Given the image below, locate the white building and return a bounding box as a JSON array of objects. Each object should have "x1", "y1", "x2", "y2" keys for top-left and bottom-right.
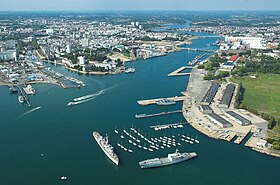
[
  {"x1": 225, "y1": 36, "x2": 266, "y2": 49},
  {"x1": 78, "y1": 56, "x2": 85, "y2": 65},
  {"x1": 46, "y1": 29, "x2": 54, "y2": 34},
  {"x1": 81, "y1": 38, "x2": 89, "y2": 47},
  {"x1": 66, "y1": 44, "x2": 72, "y2": 54},
  {"x1": 0, "y1": 50, "x2": 17, "y2": 61}
]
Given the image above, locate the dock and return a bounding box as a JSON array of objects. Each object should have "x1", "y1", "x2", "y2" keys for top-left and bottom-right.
[
  {"x1": 167, "y1": 66, "x2": 192, "y2": 77},
  {"x1": 188, "y1": 54, "x2": 206, "y2": 66},
  {"x1": 234, "y1": 130, "x2": 251, "y2": 144},
  {"x1": 135, "y1": 110, "x2": 183, "y2": 119},
  {"x1": 137, "y1": 96, "x2": 185, "y2": 106},
  {"x1": 23, "y1": 87, "x2": 34, "y2": 95}
]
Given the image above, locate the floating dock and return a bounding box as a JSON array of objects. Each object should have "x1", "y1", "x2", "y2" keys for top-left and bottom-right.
[
  {"x1": 150, "y1": 122, "x2": 188, "y2": 130},
  {"x1": 137, "y1": 96, "x2": 185, "y2": 106},
  {"x1": 167, "y1": 66, "x2": 192, "y2": 77},
  {"x1": 135, "y1": 110, "x2": 183, "y2": 119}
]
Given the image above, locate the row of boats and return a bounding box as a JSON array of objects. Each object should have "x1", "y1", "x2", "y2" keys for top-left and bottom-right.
[
  {"x1": 93, "y1": 131, "x2": 197, "y2": 168},
  {"x1": 115, "y1": 127, "x2": 199, "y2": 153},
  {"x1": 47, "y1": 67, "x2": 86, "y2": 86}
]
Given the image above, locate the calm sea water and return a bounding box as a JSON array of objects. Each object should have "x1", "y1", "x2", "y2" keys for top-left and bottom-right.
[{"x1": 0, "y1": 35, "x2": 279, "y2": 185}]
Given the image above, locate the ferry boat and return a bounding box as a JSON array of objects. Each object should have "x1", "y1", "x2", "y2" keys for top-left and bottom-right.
[
  {"x1": 155, "y1": 99, "x2": 176, "y2": 106},
  {"x1": 93, "y1": 131, "x2": 119, "y2": 166},
  {"x1": 139, "y1": 149, "x2": 197, "y2": 169}
]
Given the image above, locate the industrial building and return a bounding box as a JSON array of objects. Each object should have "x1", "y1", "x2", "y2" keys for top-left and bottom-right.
[
  {"x1": 225, "y1": 111, "x2": 251, "y2": 126},
  {"x1": 199, "y1": 105, "x2": 213, "y2": 114},
  {"x1": 219, "y1": 84, "x2": 235, "y2": 108},
  {"x1": 201, "y1": 83, "x2": 220, "y2": 105},
  {"x1": 207, "y1": 113, "x2": 233, "y2": 128},
  {"x1": 225, "y1": 36, "x2": 266, "y2": 49}
]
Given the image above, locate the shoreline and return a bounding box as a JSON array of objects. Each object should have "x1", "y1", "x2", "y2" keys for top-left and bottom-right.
[{"x1": 181, "y1": 66, "x2": 280, "y2": 158}]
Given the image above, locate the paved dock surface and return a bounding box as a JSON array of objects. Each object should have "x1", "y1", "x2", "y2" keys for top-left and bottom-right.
[{"x1": 167, "y1": 66, "x2": 192, "y2": 77}]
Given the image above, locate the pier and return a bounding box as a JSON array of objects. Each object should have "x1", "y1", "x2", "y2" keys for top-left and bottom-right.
[
  {"x1": 167, "y1": 66, "x2": 192, "y2": 77},
  {"x1": 135, "y1": 110, "x2": 183, "y2": 119},
  {"x1": 137, "y1": 96, "x2": 185, "y2": 106},
  {"x1": 17, "y1": 85, "x2": 31, "y2": 107}
]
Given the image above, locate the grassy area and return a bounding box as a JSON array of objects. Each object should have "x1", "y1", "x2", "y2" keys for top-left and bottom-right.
[
  {"x1": 231, "y1": 74, "x2": 280, "y2": 118},
  {"x1": 267, "y1": 124, "x2": 280, "y2": 139}
]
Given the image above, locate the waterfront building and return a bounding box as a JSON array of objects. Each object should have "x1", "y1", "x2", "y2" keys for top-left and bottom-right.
[
  {"x1": 207, "y1": 113, "x2": 232, "y2": 128},
  {"x1": 225, "y1": 36, "x2": 266, "y2": 49},
  {"x1": 225, "y1": 111, "x2": 251, "y2": 126}
]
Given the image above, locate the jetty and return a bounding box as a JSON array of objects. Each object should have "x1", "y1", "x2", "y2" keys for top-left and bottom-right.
[
  {"x1": 137, "y1": 96, "x2": 185, "y2": 106},
  {"x1": 135, "y1": 110, "x2": 182, "y2": 119},
  {"x1": 167, "y1": 66, "x2": 192, "y2": 77}
]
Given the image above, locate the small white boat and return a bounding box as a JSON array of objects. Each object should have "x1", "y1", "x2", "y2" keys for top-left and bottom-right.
[{"x1": 61, "y1": 176, "x2": 67, "y2": 180}]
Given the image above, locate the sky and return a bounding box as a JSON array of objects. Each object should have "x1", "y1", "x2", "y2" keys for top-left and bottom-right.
[{"x1": 0, "y1": 0, "x2": 280, "y2": 11}]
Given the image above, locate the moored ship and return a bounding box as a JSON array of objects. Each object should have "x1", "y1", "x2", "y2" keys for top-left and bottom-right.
[
  {"x1": 139, "y1": 149, "x2": 197, "y2": 169},
  {"x1": 93, "y1": 131, "x2": 119, "y2": 166},
  {"x1": 155, "y1": 99, "x2": 176, "y2": 106}
]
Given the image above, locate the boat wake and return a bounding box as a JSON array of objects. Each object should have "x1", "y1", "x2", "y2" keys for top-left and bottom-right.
[
  {"x1": 17, "y1": 106, "x2": 41, "y2": 118},
  {"x1": 68, "y1": 90, "x2": 106, "y2": 107},
  {"x1": 73, "y1": 90, "x2": 105, "y2": 102},
  {"x1": 68, "y1": 83, "x2": 121, "y2": 107}
]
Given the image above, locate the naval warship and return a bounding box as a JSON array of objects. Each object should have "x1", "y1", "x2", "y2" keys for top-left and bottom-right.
[
  {"x1": 93, "y1": 131, "x2": 119, "y2": 166},
  {"x1": 139, "y1": 149, "x2": 197, "y2": 169}
]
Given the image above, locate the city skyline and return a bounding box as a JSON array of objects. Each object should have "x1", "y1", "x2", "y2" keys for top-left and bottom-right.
[{"x1": 1, "y1": 0, "x2": 280, "y2": 11}]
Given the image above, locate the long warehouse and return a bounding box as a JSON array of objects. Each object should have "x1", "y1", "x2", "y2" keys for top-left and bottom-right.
[
  {"x1": 201, "y1": 83, "x2": 220, "y2": 105},
  {"x1": 219, "y1": 83, "x2": 236, "y2": 108},
  {"x1": 225, "y1": 111, "x2": 251, "y2": 126},
  {"x1": 207, "y1": 113, "x2": 233, "y2": 128}
]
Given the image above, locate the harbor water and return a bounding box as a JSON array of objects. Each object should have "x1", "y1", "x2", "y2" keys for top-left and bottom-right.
[{"x1": 0, "y1": 34, "x2": 279, "y2": 185}]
